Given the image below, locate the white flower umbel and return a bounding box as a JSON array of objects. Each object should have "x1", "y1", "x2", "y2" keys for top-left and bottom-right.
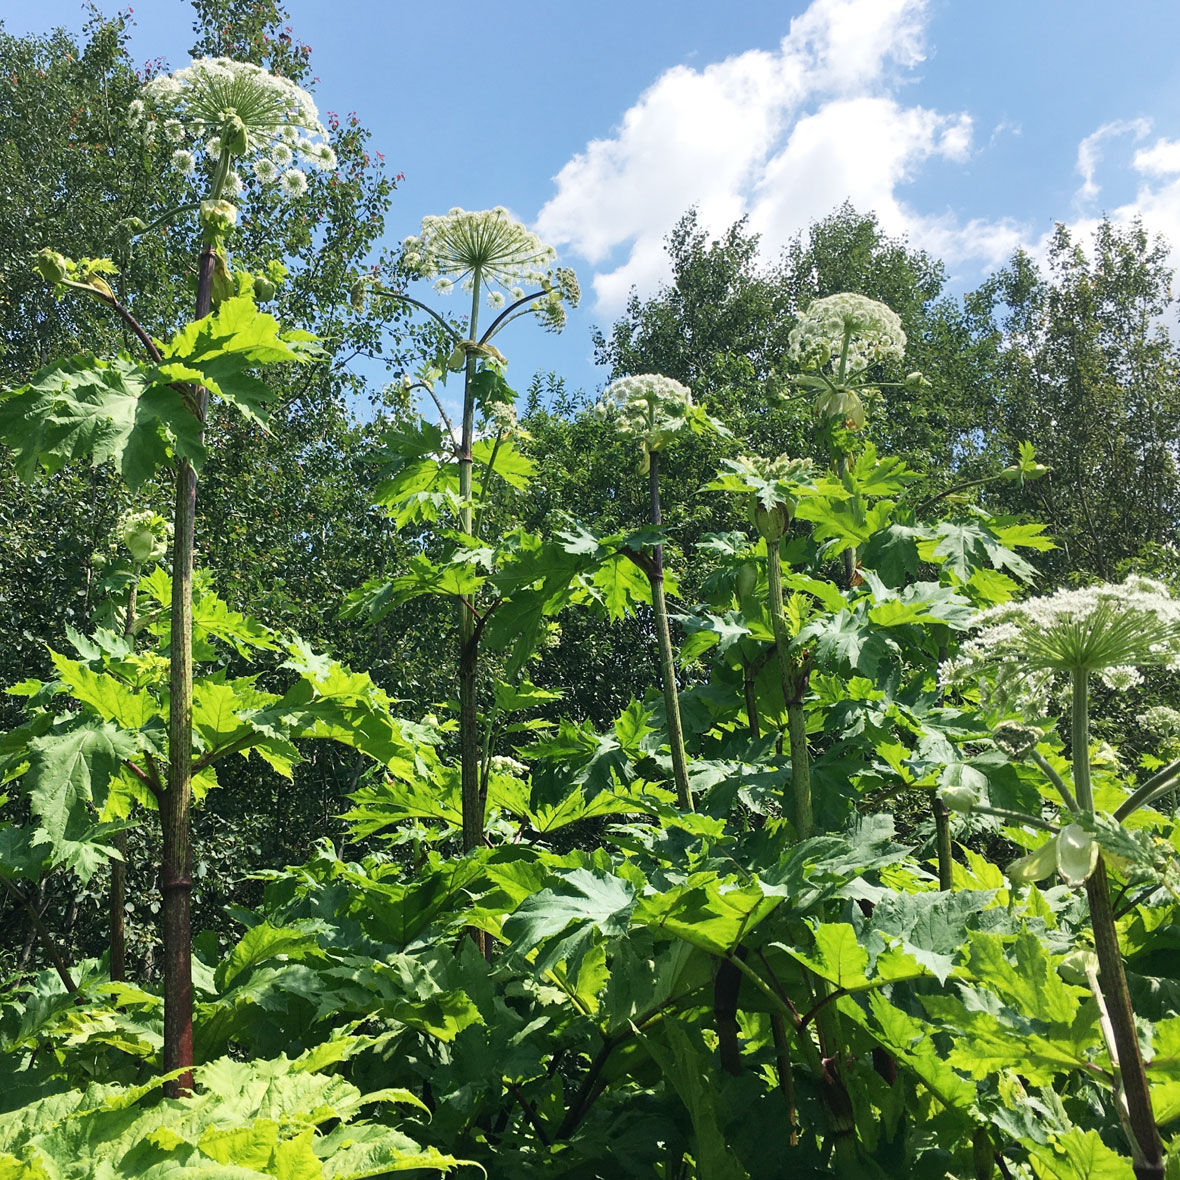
[
  {"x1": 137, "y1": 57, "x2": 335, "y2": 194},
  {"x1": 401, "y1": 207, "x2": 562, "y2": 300},
  {"x1": 955, "y1": 574, "x2": 1180, "y2": 816},
  {"x1": 961, "y1": 576, "x2": 1180, "y2": 680},
  {"x1": 788, "y1": 292, "x2": 906, "y2": 376},
  {"x1": 281, "y1": 168, "x2": 308, "y2": 197},
  {"x1": 600, "y1": 374, "x2": 694, "y2": 457}
]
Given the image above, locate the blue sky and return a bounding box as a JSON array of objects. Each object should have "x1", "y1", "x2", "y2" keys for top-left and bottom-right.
[{"x1": 6, "y1": 0, "x2": 1180, "y2": 401}]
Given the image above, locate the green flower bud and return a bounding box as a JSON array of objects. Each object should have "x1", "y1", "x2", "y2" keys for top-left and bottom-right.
[
  {"x1": 1058, "y1": 949, "x2": 1099, "y2": 985},
  {"x1": 220, "y1": 110, "x2": 249, "y2": 156},
  {"x1": 904, "y1": 371, "x2": 930, "y2": 390},
  {"x1": 34, "y1": 248, "x2": 70, "y2": 285},
  {"x1": 447, "y1": 345, "x2": 467, "y2": 372},
  {"x1": 735, "y1": 563, "x2": 758, "y2": 602},
  {"x1": 1055, "y1": 824, "x2": 1098, "y2": 887},
  {"x1": 814, "y1": 386, "x2": 866, "y2": 429},
  {"x1": 992, "y1": 721, "x2": 1042, "y2": 760},
  {"x1": 253, "y1": 276, "x2": 276, "y2": 302},
  {"x1": 1006, "y1": 838, "x2": 1058, "y2": 886},
  {"x1": 751, "y1": 500, "x2": 792, "y2": 543},
  {"x1": 938, "y1": 785, "x2": 977, "y2": 814},
  {"x1": 112, "y1": 217, "x2": 147, "y2": 251}
]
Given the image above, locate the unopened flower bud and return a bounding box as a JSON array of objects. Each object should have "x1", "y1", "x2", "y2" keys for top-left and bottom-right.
[
  {"x1": 1006, "y1": 839, "x2": 1058, "y2": 886},
  {"x1": 1055, "y1": 824, "x2": 1098, "y2": 887},
  {"x1": 34, "y1": 248, "x2": 70, "y2": 285},
  {"x1": 735, "y1": 563, "x2": 758, "y2": 601},
  {"x1": 220, "y1": 110, "x2": 250, "y2": 155},
  {"x1": 253, "y1": 276, "x2": 276, "y2": 302},
  {"x1": 752, "y1": 500, "x2": 793, "y2": 543},
  {"x1": 938, "y1": 785, "x2": 977, "y2": 814},
  {"x1": 993, "y1": 721, "x2": 1042, "y2": 760},
  {"x1": 1058, "y1": 949, "x2": 1099, "y2": 985}
]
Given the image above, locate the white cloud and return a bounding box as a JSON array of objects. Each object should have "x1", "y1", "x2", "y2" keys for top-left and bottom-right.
[
  {"x1": 537, "y1": 0, "x2": 1180, "y2": 314},
  {"x1": 536, "y1": 0, "x2": 987, "y2": 309},
  {"x1": 536, "y1": 0, "x2": 1032, "y2": 308},
  {"x1": 1134, "y1": 137, "x2": 1180, "y2": 177},
  {"x1": 1075, "y1": 118, "x2": 1151, "y2": 201}
]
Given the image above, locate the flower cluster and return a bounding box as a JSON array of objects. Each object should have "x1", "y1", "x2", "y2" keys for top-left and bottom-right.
[
  {"x1": 117, "y1": 508, "x2": 172, "y2": 566},
  {"x1": 487, "y1": 400, "x2": 518, "y2": 437},
  {"x1": 787, "y1": 293, "x2": 906, "y2": 375},
  {"x1": 596, "y1": 374, "x2": 693, "y2": 455},
  {"x1": 596, "y1": 373, "x2": 731, "y2": 472},
  {"x1": 1139, "y1": 705, "x2": 1180, "y2": 739},
  {"x1": 402, "y1": 208, "x2": 568, "y2": 306},
  {"x1": 944, "y1": 575, "x2": 1180, "y2": 714},
  {"x1": 130, "y1": 58, "x2": 336, "y2": 194}
]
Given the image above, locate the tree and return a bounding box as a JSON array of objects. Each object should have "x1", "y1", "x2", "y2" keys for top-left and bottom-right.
[{"x1": 963, "y1": 219, "x2": 1180, "y2": 580}]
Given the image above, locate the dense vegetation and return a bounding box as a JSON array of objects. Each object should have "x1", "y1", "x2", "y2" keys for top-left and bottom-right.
[{"x1": 3, "y1": 5, "x2": 1180, "y2": 1179}]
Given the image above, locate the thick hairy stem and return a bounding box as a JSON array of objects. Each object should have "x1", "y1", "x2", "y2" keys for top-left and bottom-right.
[
  {"x1": 767, "y1": 541, "x2": 811, "y2": 837},
  {"x1": 770, "y1": 1013, "x2": 798, "y2": 1147},
  {"x1": 109, "y1": 831, "x2": 128, "y2": 983},
  {"x1": 1071, "y1": 665, "x2": 1162, "y2": 1177},
  {"x1": 1085, "y1": 859, "x2": 1163, "y2": 1178},
  {"x1": 161, "y1": 244, "x2": 215, "y2": 1097},
  {"x1": 1, "y1": 875, "x2": 77, "y2": 995},
  {"x1": 933, "y1": 798, "x2": 954, "y2": 890},
  {"x1": 648, "y1": 454, "x2": 692, "y2": 811},
  {"x1": 812, "y1": 981, "x2": 858, "y2": 1177},
  {"x1": 934, "y1": 642, "x2": 954, "y2": 889},
  {"x1": 742, "y1": 656, "x2": 761, "y2": 739},
  {"x1": 110, "y1": 575, "x2": 139, "y2": 983},
  {"x1": 458, "y1": 278, "x2": 483, "y2": 853},
  {"x1": 834, "y1": 453, "x2": 855, "y2": 590}
]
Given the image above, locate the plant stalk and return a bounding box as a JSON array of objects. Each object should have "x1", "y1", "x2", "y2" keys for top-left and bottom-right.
[
  {"x1": 1, "y1": 875, "x2": 77, "y2": 995},
  {"x1": 458, "y1": 276, "x2": 483, "y2": 853},
  {"x1": 1071, "y1": 668, "x2": 1162, "y2": 1177},
  {"x1": 1072, "y1": 668, "x2": 1094, "y2": 812},
  {"x1": 767, "y1": 539, "x2": 811, "y2": 838},
  {"x1": 109, "y1": 573, "x2": 139, "y2": 983},
  {"x1": 161, "y1": 243, "x2": 215, "y2": 1097},
  {"x1": 647, "y1": 452, "x2": 693, "y2": 811},
  {"x1": 1085, "y1": 859, "x2": 1164, "y2": 1178}
]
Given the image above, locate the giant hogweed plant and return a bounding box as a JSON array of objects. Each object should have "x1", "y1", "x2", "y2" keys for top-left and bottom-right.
[
  {"x1": 941, "y1": 577, "x2": 1180, "y2": 1178},
  {"x1": 348, "y1": 212, "x2": 728, "y2": 849},
  {"x1": 278, "y1": 304, "x2": 1156, "y2": 1178},
  {"x1": 0, "y1": 54, "x2": 420, "y2": 1108}
]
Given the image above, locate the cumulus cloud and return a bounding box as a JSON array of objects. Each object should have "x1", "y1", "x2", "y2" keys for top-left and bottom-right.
[
  {"x1": 1045, "y1": 124, "x2": 1180, "y2": 289},
  {"x1": 536, "y1": 0, "x2": 1023, "y2": 309}
]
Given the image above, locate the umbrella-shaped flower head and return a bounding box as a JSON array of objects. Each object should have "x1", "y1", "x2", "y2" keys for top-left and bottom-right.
[
  {"x1": 788, "y1": 292, "x2": 906, "y2": 376},
  {"x1": 598, "y1": 374, "x2": 727, "y2": 473},
  {"x1": 134, "y1": 58, "x2": 333, "y2": 191}
]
